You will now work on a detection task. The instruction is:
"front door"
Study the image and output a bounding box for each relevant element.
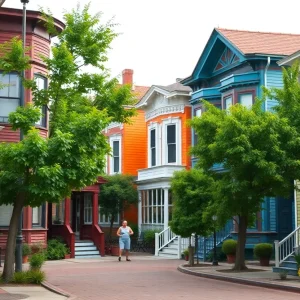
[72,194,81,238]
[277,196,294,241]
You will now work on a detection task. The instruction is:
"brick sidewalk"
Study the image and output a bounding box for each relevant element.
[43,257,300,300]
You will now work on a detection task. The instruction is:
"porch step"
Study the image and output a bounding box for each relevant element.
[75,240,101,258]
[158,239,179,258]
[273,267,298,276]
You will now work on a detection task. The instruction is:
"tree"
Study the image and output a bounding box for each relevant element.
[191,100,297,270]
[100,174,138,238]
[0,4,135,281]
[169,169,214,265]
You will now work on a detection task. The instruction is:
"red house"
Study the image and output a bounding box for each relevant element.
[0,7,107,259]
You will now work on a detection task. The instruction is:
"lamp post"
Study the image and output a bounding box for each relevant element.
[212,215,218,266]
[15,0,29,273]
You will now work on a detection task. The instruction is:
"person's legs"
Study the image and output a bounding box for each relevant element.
[124,239,131,261]
[119,240,124,261]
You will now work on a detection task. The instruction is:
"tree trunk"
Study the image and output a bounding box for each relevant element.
[2,194,25,282]
[233,215,248,271]
[188,246,194,266]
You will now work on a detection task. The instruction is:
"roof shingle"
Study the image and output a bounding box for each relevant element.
[217,28,300,56]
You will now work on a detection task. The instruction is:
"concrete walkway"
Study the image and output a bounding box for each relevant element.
[0,285,67,300]
[179,261,300,293]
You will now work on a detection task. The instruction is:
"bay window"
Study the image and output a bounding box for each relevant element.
[224,96,232,111]
[0,73,20,123]
[142,189,164,224]
[239,93,253,108]
[34,75,47,128]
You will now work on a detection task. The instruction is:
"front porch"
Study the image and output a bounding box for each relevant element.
[48,177,106,258]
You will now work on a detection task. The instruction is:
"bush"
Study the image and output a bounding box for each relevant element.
[11,270,46,284]
[22,243,31,256]
[31,242,43,254]
[29,253,46,270]
[221,239,237,255]
[12,271,29,284]
[183,249,189,256]
[27,270,46,284]
[143,229,160,244]
[253,243,273,259]
[130,223,139,237]
[294,254,300,267]
[46,239,68,260]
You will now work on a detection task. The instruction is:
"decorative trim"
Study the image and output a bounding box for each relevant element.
[105,122,123,131]
[145,104,185,121]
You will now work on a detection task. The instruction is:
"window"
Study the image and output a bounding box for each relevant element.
[98,204,120,225]
[167,124,176,163]
[32,206,42,226]
[142,189,164,224]
[0,73,20,123]
[113,140,120,173]
[84,193,93,224]
[150,129,156,166]
[239,93,253,109]
[0,204,13,226]
[224,96,232,110]
[109,136,121,174]
[34,75,47,128]
[52,201,65,225]
[194,108,202,146]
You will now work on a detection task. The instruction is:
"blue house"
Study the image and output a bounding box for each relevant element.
[182,28,300,256]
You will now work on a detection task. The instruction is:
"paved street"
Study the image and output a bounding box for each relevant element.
[44,256,300,300]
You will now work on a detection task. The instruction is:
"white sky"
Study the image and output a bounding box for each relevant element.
[3,0,300,87]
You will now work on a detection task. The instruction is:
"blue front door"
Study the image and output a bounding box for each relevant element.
[277,196,293,241]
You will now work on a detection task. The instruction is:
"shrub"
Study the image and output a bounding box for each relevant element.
[29,253,46,270]
[27,270,46,284]
[143,229,160,244]
[46,239,68,260]
[12,271,29,284]
[183,249,189,256]
[253,243,273,259]
[11,270,46,284]
[294,254,300,267]
[221,239,237,255]
[31,242,43,254]
[22,243,31,257]
[130,223,139,237]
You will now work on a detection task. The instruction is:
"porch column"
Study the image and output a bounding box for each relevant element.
[138,190,142,236]
[64,197,71,226]
[92,192,99,226]
[163,188,169,229]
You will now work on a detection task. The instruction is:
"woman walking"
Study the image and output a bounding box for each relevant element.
[117,220,134,261]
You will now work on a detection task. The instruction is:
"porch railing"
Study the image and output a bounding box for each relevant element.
[275,226,300,267]
[155,227,177,256]
[91,224,105,256]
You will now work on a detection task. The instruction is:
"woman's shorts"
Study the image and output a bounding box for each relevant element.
[119,238,130,250]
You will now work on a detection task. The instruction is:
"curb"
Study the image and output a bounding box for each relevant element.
[42,281,78,299]
[177,265,300,294]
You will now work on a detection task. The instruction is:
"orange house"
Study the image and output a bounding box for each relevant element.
[103,69,149,231]
[135,80,192,233]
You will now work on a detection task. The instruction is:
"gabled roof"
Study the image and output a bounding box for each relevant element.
[182,28,300,85]
[217,28,300,56]
[133,85,150,101]
[136,81,191,108]
[277,50,300,66]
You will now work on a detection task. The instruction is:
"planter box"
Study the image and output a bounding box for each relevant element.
[111,246,119,256]
[64,254,71,259]
[22,256,28,263]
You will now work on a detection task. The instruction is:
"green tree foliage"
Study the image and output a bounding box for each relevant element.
[100,174,138,238]
[0,4,134,281]
[169,169,214,238]
[191,100,297,270]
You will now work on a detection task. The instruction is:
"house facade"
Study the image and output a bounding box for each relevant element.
[135,81,192,234]
[182,28,300,248]
[103,69,149,233]
[0,7,64,250]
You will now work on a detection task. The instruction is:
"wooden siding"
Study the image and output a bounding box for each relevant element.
[123,110,147,175]
[296,181,300,227]
[269,197,277,231]
[266,70,283,111]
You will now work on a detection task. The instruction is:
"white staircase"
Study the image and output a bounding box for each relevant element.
[75,240,101,258]
[155,227,190,259]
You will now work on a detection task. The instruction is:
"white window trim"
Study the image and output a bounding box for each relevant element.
[161,117,181,165]
[84,193,93,225]
[148,122,160,168]
[32,206,42,226]
[109,135,122,174]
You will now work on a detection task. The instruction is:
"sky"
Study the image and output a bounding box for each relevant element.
[3,0,300,87]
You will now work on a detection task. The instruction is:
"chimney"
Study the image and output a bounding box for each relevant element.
[122,69,133,85]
